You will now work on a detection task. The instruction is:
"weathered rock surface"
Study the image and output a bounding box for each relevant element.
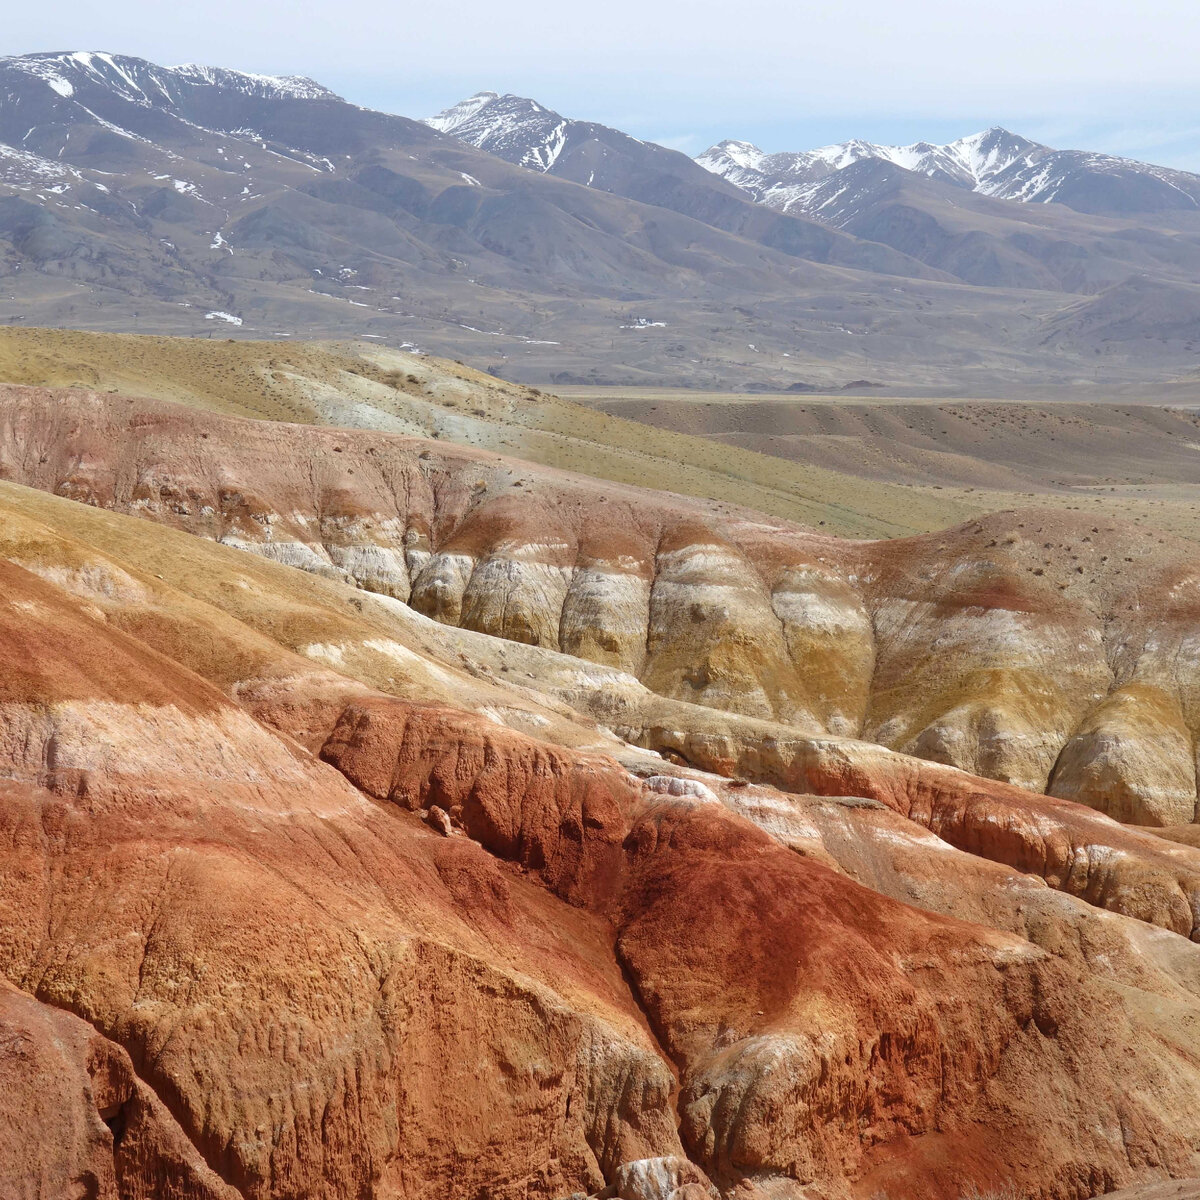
[0,980,239,1200]
[5,389,1200,1198]
[7,384,1200,830]
[0,551,686,1200]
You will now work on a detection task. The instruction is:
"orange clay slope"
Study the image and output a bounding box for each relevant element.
[2,380,1200,828]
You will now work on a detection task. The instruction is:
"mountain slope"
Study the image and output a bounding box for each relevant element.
[0,51,1009,392]
[0,50,934,286]
[8,55,1200,394]
[759,156,1200,292]
[423,90,932,276]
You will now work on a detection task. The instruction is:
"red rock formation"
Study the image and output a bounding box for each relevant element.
[0,558,684,1199]
[4,383,1200,826]
[4,389,1200,1197]
[309,690,1200,1198]
[321,697,638,907]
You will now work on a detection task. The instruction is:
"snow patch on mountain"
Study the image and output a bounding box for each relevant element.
[169,63,338,102]
[423,92,576,174]
[425,92,499,134]
[0,143,81,190]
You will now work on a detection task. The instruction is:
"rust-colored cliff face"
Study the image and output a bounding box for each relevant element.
[4,384,1200,1199]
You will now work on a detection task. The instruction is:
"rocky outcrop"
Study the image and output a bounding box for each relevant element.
[313,685,1200,1196]
[320,697,639,907]
[3,475,1200,1196]
[7,385,1200,827]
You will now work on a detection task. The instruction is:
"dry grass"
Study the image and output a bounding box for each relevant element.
[0,327,983,539]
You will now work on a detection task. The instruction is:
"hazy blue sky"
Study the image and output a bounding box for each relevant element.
[9,0,1200,164]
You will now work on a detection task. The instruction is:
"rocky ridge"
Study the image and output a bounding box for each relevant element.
[696,127,1200,217]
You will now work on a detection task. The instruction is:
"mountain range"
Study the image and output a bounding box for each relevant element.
[5,53,1200,393]
[696,127,1200,215]
[427,91,1200,220]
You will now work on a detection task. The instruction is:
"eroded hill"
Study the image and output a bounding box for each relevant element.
[5,456,1200,1200]
[2,379,1200,831]
[0,326,980,537]
[3,340,1200,1197]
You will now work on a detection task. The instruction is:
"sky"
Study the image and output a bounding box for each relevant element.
[9,0,1200,166]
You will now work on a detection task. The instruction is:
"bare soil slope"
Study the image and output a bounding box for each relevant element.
[4,465,1200,1200]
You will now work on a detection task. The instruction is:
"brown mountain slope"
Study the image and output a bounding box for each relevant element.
[4,473,1200,1199]
[12,54,1200,396]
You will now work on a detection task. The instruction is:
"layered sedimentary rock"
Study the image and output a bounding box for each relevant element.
[4,383,1200,827]
[0,553,686,1200]
[2,474,1200,1197]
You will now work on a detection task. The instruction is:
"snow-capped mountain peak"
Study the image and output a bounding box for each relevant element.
[948,126,1036,177]
[696,124,1200,218]
[0,51,341,106]
[424,91,501,134]
[699,126,1039,196]
[166,63,338,102]
[701,139,768,172]
[423,92,573,172]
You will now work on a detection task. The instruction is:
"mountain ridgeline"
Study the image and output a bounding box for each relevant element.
[5,52,1200,393]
